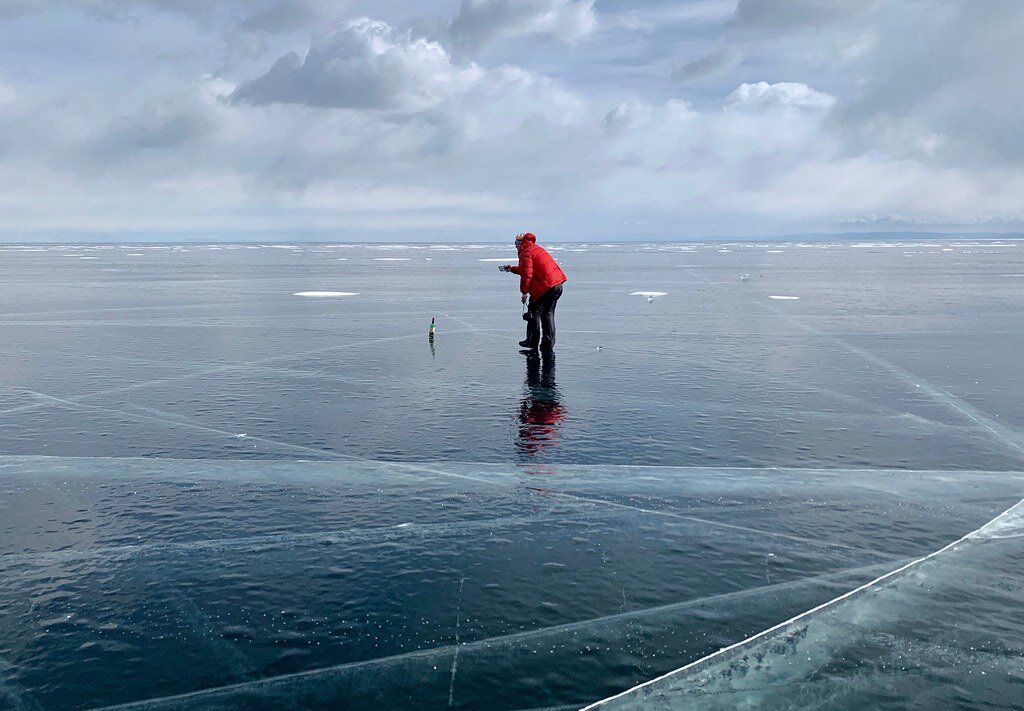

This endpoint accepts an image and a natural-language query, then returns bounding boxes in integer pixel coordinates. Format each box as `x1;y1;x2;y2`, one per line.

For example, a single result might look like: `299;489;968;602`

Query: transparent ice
1;241;1024;710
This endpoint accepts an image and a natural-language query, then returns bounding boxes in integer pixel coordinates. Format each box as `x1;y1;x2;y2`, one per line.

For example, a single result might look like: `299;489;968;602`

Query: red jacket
510;234;567;300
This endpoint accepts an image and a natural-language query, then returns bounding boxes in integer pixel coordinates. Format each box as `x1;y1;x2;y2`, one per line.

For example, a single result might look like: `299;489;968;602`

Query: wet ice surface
1;240;1024;709
3;241;1024;469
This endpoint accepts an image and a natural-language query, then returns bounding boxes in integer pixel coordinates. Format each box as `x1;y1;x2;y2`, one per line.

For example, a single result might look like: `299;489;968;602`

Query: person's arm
518;253;533;295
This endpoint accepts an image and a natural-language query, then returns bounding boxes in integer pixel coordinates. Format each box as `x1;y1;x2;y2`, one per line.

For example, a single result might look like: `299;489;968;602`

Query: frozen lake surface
1;240;1023;709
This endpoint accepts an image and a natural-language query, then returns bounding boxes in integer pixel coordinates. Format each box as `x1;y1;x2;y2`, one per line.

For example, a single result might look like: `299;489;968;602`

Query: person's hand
521;293;528;305
498;265;507;272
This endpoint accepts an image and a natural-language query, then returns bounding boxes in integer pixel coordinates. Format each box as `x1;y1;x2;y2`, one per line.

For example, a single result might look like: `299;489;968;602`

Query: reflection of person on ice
500;232;567;352
517;350;565;457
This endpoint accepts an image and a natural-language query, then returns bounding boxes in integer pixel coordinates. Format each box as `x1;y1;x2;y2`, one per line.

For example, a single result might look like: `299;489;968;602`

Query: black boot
519;339;537;349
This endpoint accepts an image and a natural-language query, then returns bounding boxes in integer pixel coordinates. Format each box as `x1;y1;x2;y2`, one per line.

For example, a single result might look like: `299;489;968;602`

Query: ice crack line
1;386;502;488
87;558;904;710
0;328;480;417
581;496;1024;709
529;488;878;555
683;267;1024;463
448;576;466;708
759;301;1024;461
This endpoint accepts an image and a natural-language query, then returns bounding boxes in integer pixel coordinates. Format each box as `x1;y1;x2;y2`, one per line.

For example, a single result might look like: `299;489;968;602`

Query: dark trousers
524;283;563;350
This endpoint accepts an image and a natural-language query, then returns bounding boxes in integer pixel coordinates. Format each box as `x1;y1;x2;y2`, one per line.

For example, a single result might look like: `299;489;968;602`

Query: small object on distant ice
293;291;359;297
740;273;750;281
429;317;436;337
769;295;799;300
235;433;247;438
631;290;666;304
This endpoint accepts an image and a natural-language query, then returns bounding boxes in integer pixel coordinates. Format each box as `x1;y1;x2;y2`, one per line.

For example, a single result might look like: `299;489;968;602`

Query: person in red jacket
500;232;566;351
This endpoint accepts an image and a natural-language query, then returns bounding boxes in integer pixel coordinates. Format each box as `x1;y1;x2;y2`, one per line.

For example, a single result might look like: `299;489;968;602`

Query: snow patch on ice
293;292;360;298
769;295;800;300
630;291;668;297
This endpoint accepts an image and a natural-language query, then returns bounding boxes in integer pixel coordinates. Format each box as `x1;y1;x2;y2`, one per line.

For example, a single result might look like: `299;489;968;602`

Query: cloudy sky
1;0;1022;241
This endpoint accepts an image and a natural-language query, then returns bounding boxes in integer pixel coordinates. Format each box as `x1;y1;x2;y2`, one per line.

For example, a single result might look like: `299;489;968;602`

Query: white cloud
448;0;597;51
725;81;836;112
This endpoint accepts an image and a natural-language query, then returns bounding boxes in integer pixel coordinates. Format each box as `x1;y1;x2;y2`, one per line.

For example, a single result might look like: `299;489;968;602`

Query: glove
521;293;528;304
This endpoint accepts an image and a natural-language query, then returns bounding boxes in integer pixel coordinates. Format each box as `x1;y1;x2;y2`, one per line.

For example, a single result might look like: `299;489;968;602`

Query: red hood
517;233;537;254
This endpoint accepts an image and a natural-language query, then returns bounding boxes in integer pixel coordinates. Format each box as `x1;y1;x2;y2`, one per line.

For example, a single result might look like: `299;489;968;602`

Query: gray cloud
718;0;1024;170
232;18;480;110
95;108;208;159
672;46;742;82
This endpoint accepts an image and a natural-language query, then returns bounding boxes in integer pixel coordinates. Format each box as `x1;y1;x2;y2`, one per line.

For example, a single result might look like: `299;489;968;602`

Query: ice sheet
4;242;1024;709
3;457;1024;710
